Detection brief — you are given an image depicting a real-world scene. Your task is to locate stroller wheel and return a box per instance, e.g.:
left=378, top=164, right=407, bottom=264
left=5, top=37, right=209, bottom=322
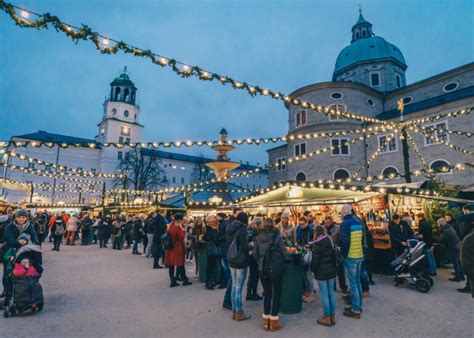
left=425, top=276, right=434, bottom=287
left=415, top=279, right=431, bottom=293
left=37, top=303, right=44, bottom=312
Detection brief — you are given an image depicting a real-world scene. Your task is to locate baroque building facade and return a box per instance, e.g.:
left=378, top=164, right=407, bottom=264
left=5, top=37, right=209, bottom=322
left=2, top=71, right=268, bottom=204
left=267, top=12, right=474, bottom=188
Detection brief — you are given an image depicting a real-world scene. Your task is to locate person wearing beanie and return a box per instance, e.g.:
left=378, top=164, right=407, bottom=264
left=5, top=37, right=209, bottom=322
left=439, top=217, right=462, bottom=282
left=226, top=211, right=251, bottom=321
left=164, top=213, right=191, bottom=287
left=338, top=204, right=363, bottom=319
left=277, top=210, right=296, bottom=247
left=388, top=214, right=414, bottom=256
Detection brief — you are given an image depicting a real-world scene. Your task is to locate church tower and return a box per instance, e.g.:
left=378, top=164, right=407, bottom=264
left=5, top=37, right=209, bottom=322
left=97, top=68, right=144, bottom=175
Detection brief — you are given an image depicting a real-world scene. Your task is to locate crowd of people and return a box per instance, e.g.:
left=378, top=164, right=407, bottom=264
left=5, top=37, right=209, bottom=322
left=0, top=203, right=473, bottom=329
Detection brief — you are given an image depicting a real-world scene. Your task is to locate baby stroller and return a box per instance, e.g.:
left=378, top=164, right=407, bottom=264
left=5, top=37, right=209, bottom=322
left=3, top=244, right=44, bottom=317
left=391, top=240, right=433, bottom=293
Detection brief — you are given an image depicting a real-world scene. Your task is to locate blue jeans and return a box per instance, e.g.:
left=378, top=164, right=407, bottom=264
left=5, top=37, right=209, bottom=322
left=221, top=254, right=232, bottom=306
left=426, top=249, right=436, bottom=274
left=318, top=278, right=336, bottom=316
left=230, top=267, right=248, bottom=312
left=344, top=257, right=363, bottom=312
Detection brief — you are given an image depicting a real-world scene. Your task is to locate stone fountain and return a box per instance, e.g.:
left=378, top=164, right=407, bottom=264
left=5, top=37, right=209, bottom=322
left=205, top=128, right=240, bottom=181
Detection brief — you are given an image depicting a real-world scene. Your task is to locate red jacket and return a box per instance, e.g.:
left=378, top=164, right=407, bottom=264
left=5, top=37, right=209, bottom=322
left=164, top=222, right=186, bottom=267
left=12, top=263, right=40, bottom=278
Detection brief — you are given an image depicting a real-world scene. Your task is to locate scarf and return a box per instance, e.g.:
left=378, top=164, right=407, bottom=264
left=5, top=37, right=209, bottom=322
left=14, top=220, right=30, bottom=234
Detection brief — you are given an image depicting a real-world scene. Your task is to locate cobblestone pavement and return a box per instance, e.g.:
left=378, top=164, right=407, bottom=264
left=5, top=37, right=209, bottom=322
left=1, top=242, right=472, bottom=338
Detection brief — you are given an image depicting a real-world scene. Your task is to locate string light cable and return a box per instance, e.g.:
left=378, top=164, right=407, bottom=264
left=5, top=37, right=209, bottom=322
left=417, top=129, right=474, bottom=156
left=0, top=1, right=392, bottom=126
left=0, top=149, right=125, bottom=178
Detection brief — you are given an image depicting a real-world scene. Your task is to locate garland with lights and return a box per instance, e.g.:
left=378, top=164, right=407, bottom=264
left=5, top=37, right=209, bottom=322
left=0, top=177, right=32, bottom=191
left=0, top=150, right=124, bottom=178
left=405, top=131, right=430, bottom=173
left=0, top=126, right=397, bottom=151
left=418, top=129, right=474, bottom=156
left=418, top=126, right=473, bottom=138
left=401, top=107, right=472, bottom=127
left=0, top=1, right=392, bottom=125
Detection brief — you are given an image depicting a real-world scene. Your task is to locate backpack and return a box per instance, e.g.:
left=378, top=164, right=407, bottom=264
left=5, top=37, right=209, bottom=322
left=262, top=234, right=286, bottom=279
left=55, top=222, right=65, bottom=236
left=163, top=232, right=174, bottom=251
left=228, top=228, right=245, bottom=267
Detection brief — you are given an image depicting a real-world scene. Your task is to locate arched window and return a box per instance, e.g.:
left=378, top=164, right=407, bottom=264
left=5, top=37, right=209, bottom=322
left=333, top=168, right=350, bottom=182
left=362, top=30, right=367, bottom=37
left=296, top=172, right=306, bottom=182
left=124, top=88, right=130, bottom=102
left=430, top=159, right=452, bottom=174
left=356, top=32, right=360, bottom=39
left=111, top=108, right=117, bottom=116
left=124, top=110, right=129, bottom=118
left=114, top=87, right=121, bottom=101
left=382, top=166, right=399, bottom=179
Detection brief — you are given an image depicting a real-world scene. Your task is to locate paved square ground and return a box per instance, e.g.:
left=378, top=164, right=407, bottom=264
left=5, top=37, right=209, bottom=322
left=1, top=242, right=472, bottom=337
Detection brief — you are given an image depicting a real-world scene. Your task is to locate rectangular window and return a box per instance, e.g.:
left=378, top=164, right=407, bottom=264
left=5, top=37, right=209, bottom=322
left=276, top=157, right=286, bottom=171
left=180, top=177, right=185, bottom=184
left=125, top=152, right=130, bottom=161
left=294, top=143, right=307, bottom=157
left=396, top=74, right=401, bottom=88
left=424, top=121, right=448, bottom=145
left=331, top=138, right=350, bottom=156
left=378, top=135, right=397, bottom=153
left=172, top=177, right=176, bottom=184
left=27, top=162, right=35, bottom=169
left=119, top=136, right=124, bottom=144
left=295, top=111, right=307, bottom=128
left=45, top=165, right=52, bottom=171
left=370, top=72, right=380, bottom=87
left=117, top=151, right=123, bottom=160
left=91, top=168, right=96, bottom=172
left=125, top=138, right=130, bottom=144
left=121, top=126, right=130, bottom=136
left=328, top=104, right=347, bottom=121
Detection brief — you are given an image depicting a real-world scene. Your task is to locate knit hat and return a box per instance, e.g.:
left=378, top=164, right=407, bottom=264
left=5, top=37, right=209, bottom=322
left=15, top=209, right=28, bottom=218
left=341, top=204, right=353, bottom=217
left=281, top=210, right=290, bottom=219
left=236, top=212, right=249, bottom=225
left=437, top=218, right=447, bottom=227
left=18, top=233, right=31, bottom=242
left=174, top=213, right=184, bottom=221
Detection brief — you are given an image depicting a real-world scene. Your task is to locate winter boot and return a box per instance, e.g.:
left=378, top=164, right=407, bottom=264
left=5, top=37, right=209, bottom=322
left=235, top=310, right=251, bottom=321
left=170, top=278, right=179, bottom=288
left=330, top=316, right=336, bottom=325
left=269, top=316, right=283, bottom=331
left=317, top=316, right=332, bottom=326
left=263, top=314, right=270, bottom=331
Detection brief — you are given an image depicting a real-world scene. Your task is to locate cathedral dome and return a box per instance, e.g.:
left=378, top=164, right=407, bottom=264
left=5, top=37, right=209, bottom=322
left=334, top=35, right=407, bottom=74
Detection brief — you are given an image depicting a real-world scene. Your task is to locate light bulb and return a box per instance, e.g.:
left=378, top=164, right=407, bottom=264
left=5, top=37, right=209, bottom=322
left=20, top=10, right=29, bottom=18
left=102, top=38, right=109, bottom=45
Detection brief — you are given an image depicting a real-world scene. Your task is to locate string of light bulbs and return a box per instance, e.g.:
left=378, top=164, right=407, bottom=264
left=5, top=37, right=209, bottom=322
left=418, top=129, right=474, bottom=156
left=405, top=131, right=430, bottom=173
left=401, top=107, right=472, bottom=127
left=0, top=149, right=125, bottom=178
left=418, top=126, right=473, bottom=138
left=0, top=1, right=391, bottom=126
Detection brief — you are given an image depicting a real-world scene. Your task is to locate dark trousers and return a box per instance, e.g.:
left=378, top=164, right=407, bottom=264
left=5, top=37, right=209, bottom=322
left=336, top=263, right=347, bottom=292
left=99, top=238, right=107, bottom=248
left=260, top=274, right=283, bottom=316
left=361, top=262, right=370, bottom=292
left=247, top=256, right=260, bottom=297
left=81, top=229, right=90, bottom=245
left=54, top=235, right=62, bottom=250
left=113, top=237, right=122, bottom=249
left=169, top=265, right=188, bottom=282
left=206, top=254, right=217, bottom=284
left=452, top=250, right=462, bottom=279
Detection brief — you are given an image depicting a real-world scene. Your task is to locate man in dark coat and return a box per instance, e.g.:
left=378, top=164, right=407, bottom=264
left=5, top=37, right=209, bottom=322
left=438, top=218, right=462, bottom=282
left=80, top=213, right=93, bottom=246
left=388, top=214, right=414, bottom=256
left=460, top=229, right=474, bottom=297
left=323, top=215, right=347, bottom=293
left=152, top=210, right=167, bottom=269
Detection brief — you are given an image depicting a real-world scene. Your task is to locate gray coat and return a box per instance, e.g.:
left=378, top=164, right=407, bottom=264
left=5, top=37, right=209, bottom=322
left=253, top=230, right=286, bottom=272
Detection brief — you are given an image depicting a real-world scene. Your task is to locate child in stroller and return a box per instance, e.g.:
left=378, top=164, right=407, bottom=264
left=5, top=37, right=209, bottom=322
left=3, top=234, right=44, bottom=318
left=391, top=239, right=433, bottom=293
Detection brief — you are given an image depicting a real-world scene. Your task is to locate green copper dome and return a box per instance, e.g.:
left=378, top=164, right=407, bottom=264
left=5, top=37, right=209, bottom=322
left=334, top=36, right=407, bottom=74
left=333, top=13, right=407, bottom=76
left=110, top=70, right=136, bottom=88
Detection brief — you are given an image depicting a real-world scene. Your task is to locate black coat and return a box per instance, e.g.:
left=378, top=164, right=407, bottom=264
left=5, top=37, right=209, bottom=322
left=203, top=226, right=218, bottom=249
left=310, top=236, right=337, bottom=281
left=152, top=214, right=167, bottom=244
left=226, top=221, right=249, bottom=269
left=97, top=219, right=111, bottom=237
left=389, top=220, right=414, bottom=255
left=462, top=213, right=474, bottom=239
left=418, top=218, right=433, bottom=249
left=363, top=223, right=375, bottom=262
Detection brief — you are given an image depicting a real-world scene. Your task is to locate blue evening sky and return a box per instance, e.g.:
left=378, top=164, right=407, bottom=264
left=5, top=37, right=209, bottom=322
left=1, top=0, right=472, bottom=165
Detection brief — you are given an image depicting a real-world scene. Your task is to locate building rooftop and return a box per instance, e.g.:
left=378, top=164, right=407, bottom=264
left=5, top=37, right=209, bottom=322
left=13, top=130, right=100, bottom=147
